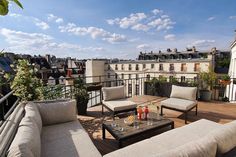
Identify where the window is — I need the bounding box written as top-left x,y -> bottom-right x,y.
129,74 -> 131,79
107,73 -> 110,78
143,64 -> 146,69
128,84 -> 132,94
115,73 -> 118,79
169,76 -> 173,82
194,63 -> 200,72
136,64 -> 139,70
121,64 -> 124,70
136,84 -> 139,95
121,73 -> 124,79
108,65 -> 111,70
151,64 -> 154,69
129,64 -> 132,70
181,76 -> 185,82
115,64 -> 118,70
194,76 -> 197,82
159,64 -> 163,71
169,64 -> 174,71
181,63 -> 187,72
146,74 -> 150,81
136,74 -> 139,79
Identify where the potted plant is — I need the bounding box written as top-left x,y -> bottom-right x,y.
199,69 -> 216,101
219,74 -> 231,86
74,78 -> 89,115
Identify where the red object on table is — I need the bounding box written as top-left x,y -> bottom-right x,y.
144,106 -> 149,120
137,107 -> 143,120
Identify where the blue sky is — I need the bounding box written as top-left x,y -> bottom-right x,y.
0,0 -> 236,59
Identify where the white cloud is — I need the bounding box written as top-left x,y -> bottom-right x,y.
107,13 -> 147,29
47,14 -> 64,23
34,18 -> 50,30
148,18 -> 175,31
164,34 -> 175,41
0,28 -> 104,57
137,44 -> 150,50
8,13 -> 22,18
207,16 -> 215,21
229,16 -> 236,19
59,23 -> 127,43
152,9 -> 163,15
189,40 -> 215,47
131,24 -> 149,31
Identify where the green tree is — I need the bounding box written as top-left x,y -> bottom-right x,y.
0,0 -> 23,16
11,59 -> 42,101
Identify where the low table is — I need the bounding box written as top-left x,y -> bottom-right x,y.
102,117 -> 174,148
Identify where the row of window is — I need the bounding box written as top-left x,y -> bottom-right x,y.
109,63 -> 201,72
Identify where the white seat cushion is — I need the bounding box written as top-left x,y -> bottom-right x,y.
41,121 -> 102,157
102,86 -> 126,101
170,85 -> 197,101
160,98 -> 197,111
102,98 -> 136,112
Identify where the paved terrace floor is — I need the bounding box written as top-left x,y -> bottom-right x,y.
78,95 -> 236,155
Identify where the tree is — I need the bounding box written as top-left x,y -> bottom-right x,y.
0,0 -> 23,16
10,59 -> 42,101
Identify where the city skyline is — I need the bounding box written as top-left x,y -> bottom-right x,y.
0,0 -> 236,59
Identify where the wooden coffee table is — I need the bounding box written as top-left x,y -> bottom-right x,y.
102,117 -> 174,148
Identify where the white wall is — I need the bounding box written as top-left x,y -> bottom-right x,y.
86,60 -> 105,83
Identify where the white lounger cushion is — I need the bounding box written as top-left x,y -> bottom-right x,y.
104,119 -> 221,157
210,120 -> 236,154
160,97 -> 197,111
102,98 -> 137,112
41,121 -> 102,157
170,85 -> 197,101
102,86 -> 126,101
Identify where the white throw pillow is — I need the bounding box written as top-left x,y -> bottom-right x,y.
8,117 -> 41,157
102,86 -> 126,101
170,85 -> 197,101
36,99 -> 77,126
210,120 -> 236,154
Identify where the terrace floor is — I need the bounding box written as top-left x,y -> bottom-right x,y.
78,95 -> 236,155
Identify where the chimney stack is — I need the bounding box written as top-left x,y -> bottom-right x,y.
192,46 -> 196,52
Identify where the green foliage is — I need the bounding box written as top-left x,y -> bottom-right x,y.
39,85 -> 63,100
74,77 -> 89,100
11,59 -> 42,101
221,74 -> 230,81
216,58 -> 230,68
199,68 -> 216,90
158,76 -> 167,83
169,76 -> 178,84
0,0 -> 23,16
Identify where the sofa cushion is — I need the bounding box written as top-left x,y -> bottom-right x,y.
160,97 -> 197,111
102,98 -> 136,112
156,136 -> 217,157
102,86 -> 126,101
7,145 -> 34,157
104,119 -> 221,157
8,116 -> 41,157
41,121 -> 102,157
36,99 -> 77,126
24,102 -> 42,133
210,120 -> 236,154
170,85 -> 197,101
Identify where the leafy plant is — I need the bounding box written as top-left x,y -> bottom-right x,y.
10,59 -> 42,101
158,76 -> 167,83
74,77 -> 89,100
221,74 -> 230,81
169,76 -> 178,84
0,0 -> 23,15
39,85 -> 63,100
199,68 -> 216,90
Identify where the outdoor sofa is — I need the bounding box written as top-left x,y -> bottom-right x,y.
6,99 -> 102,157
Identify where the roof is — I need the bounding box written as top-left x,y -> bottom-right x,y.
0,57 -> 13,72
